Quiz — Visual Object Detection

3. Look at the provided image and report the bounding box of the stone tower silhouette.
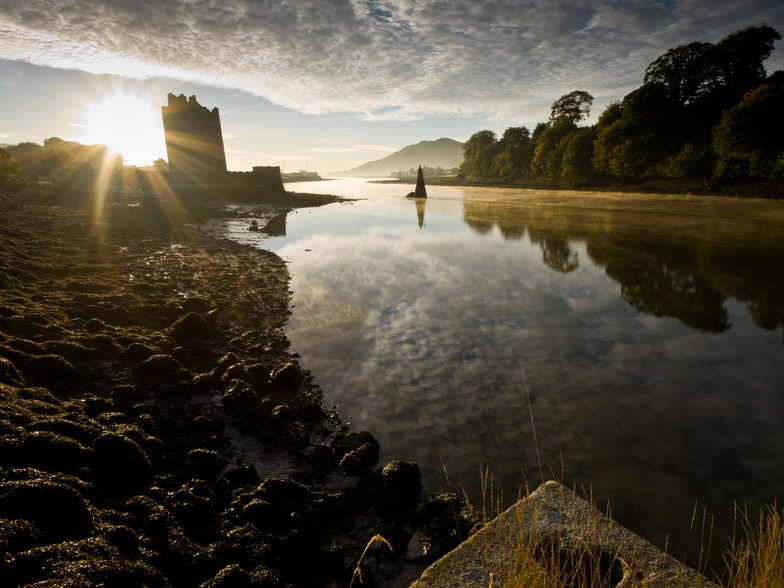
[161,94,227,178]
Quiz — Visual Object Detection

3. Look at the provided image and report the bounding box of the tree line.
[459,25,783,181]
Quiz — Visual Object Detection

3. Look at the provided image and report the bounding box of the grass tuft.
[720,502,784,588]
[349,534,393,587]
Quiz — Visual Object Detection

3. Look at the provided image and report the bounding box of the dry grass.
[719,503,784,588]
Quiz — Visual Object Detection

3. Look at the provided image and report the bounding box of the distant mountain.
[326,138,463,177]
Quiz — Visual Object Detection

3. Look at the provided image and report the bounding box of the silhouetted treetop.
[704,24,781,102]
[644,41,712,105]
[549,91,594,126]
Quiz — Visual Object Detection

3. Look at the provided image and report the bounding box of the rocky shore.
[0,193,473,588]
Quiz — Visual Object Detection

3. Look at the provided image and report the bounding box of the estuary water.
[217,178,784,569]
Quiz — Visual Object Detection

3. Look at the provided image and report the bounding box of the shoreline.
[0,191,474,588]
[377,175,784,199]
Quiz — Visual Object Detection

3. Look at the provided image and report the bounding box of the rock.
[0,356,24,386]
[240,499,278,527]
[222,363,253,385]
[104,524,140,555]
[333,431,380,460]
[28,354,79,383]
[167,312,215,341]
[85,317,110,332]
[0,519,44,554]
[105,305,132,325]
[299,444,334,471]
[339,443,379,476]
[222,379,257,412]
[122,342,160,360]
[190,372,214,394]
[184,449,224,481]
[28,418,101,445]
[0,480,93,541]
[402,529,431,561]
[181,297,209,313]
[6,338,45,355]
[377,461,422,505]
[220,465,261,490]
[200,564,255,588]
[11,431,91,471]
[92,432,152,485]
[269,362,302,391]
[270,404,295,423]
[139,353,182,378]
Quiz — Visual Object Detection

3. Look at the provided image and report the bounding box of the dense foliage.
[460,25,783,181]
[0,148,28,191]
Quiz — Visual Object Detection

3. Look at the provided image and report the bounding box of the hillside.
[327,138,463,177]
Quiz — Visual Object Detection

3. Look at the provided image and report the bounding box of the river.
[216,178,784,573]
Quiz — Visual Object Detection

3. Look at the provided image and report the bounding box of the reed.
[719,502,784,588]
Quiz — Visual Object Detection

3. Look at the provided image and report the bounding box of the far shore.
[375,174,784,199]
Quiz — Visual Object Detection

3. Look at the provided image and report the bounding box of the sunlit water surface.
[214,178,784,570]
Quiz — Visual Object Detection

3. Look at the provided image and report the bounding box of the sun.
[78,90,167,167]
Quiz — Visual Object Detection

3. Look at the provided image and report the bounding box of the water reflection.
[248,182,784,573]
[462,197,784,337]
[413,198,426,229]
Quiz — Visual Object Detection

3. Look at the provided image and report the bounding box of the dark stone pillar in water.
[415,166,427,198]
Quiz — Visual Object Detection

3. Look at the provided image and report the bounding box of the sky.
[1,0,783,174]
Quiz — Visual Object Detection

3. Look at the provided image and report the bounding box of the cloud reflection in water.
[275,190,784,568]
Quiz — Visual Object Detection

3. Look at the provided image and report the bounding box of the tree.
[561,129,596,177]
[0,148,28,191]
[153,158,169,173]
[703,25,781,103]
[493,127,533,178]
[644,41,712,105]
[459,130,498,177]
[549,91,594,126]
[38,148,77,176]
[592,84,681,176]
[712,83,784,177]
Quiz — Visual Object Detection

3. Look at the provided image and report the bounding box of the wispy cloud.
[0,132,14,138]
[0,0,782,123]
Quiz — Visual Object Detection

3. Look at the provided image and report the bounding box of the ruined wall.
[225,166,286,197]
[161,94,227,180]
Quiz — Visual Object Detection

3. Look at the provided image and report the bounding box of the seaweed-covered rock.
[339,443,379,476]
[377,460,422,506]
[0,356,24,386]
[269,363,302,391]
[11,431,91,471]
[92,432,152,485]
[182,297,209,314]
[0,480,93,541]
[139,353,182,378]
[167,312,215,341]
[28,354,80,382]
[183,449,224,481]
[333,430,380,460]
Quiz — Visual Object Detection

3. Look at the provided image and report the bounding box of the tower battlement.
[162,94,227,179]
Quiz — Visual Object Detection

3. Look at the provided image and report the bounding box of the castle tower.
[161,94,227,179]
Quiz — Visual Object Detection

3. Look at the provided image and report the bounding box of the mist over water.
[217,179,784,570]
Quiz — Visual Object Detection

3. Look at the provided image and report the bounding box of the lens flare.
[78,90,167,167]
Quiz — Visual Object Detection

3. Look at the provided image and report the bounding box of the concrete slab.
[410,481,711,588]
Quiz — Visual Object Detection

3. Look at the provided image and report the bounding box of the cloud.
[0,132,14,138]
[1,0,782,122]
